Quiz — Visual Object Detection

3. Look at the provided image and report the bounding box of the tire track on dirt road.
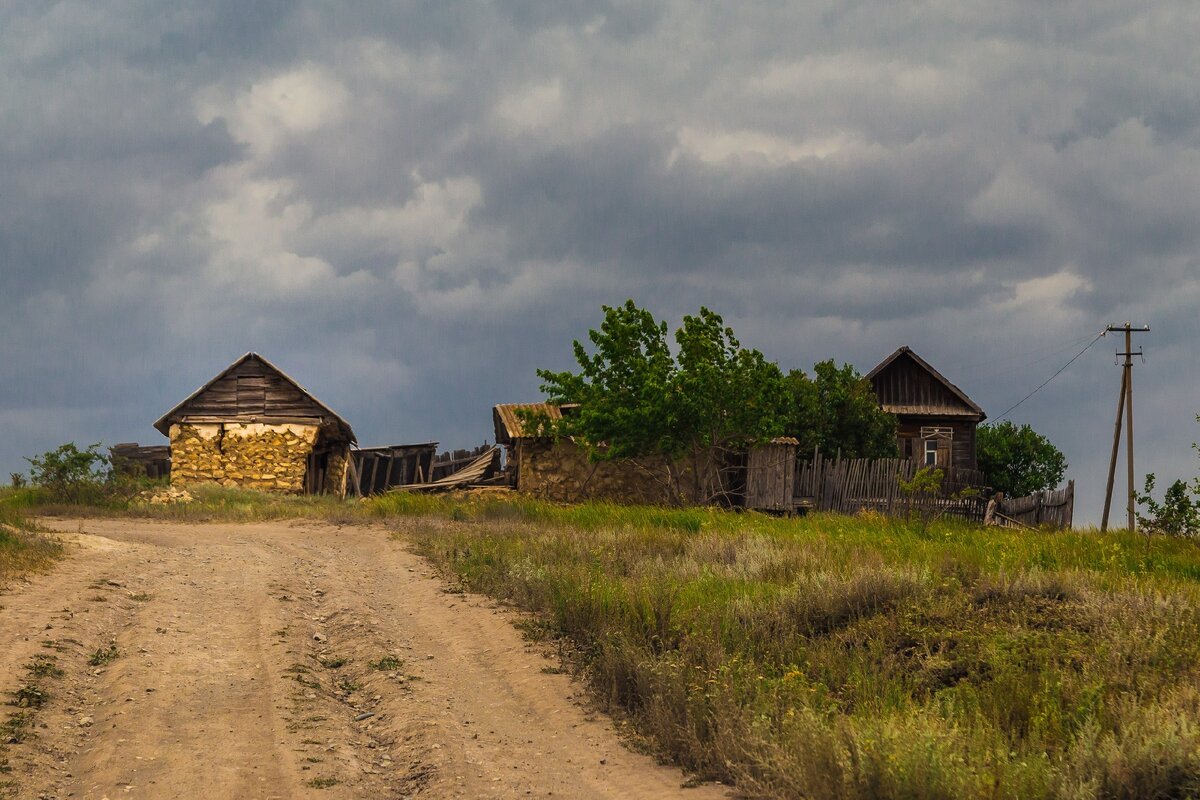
[0,519,728,800]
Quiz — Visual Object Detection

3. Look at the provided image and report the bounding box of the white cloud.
[196,65,350,156]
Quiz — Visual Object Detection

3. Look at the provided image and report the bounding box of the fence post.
[1065,480,1074,529]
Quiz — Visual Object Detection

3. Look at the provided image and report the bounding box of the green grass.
[0,491,63,588]
[396,501,1200,800]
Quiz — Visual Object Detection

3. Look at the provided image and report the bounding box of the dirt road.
[0,519,728,800]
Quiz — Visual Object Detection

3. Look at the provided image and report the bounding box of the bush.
[1136,474,1200,538]
[25,442,110,503]
[23,442,154,506]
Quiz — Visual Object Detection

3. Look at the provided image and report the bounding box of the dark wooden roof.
[867,347,985,421]
[154,353,356,442]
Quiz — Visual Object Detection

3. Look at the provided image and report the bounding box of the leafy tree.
[976,421,1066,497]
[536,301,787,503]
[781,361,897,458]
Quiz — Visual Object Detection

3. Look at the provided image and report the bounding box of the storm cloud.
[2,1,1198,522]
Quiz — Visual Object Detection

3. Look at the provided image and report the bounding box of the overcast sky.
[2,1,1198,524]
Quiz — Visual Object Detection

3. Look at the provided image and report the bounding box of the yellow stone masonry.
[169,422,320,493]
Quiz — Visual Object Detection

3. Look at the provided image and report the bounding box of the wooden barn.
[867,346,986,470]
[154,353,356,496]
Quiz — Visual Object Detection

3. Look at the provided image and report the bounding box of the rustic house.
[154,353,356,496]
[866,346,986,470]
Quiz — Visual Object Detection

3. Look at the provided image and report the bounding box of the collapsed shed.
[154,353,356,496]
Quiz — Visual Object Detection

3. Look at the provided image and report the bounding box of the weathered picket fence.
[793,450,989,522]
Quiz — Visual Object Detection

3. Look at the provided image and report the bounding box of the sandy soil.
[0,518,729,800]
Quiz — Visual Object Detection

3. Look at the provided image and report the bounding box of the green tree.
[781,360,897,458]
[976,421,1066,497]
[25,442,111,503]
[536,301,787,503]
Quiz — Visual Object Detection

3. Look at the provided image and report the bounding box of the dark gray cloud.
[2,1,1198,523]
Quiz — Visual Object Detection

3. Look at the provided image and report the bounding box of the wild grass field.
[7,484,1200,798]
[384,495,1200,800]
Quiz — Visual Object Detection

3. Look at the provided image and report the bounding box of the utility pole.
[1101,322,1149,532]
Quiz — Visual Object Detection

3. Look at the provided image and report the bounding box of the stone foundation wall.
[169,422,319,493]
[516,439,718,505]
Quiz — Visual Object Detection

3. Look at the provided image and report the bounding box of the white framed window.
[924,439,939,466]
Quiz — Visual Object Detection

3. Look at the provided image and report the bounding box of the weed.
[24,656,63,679]
[0,713,33,745]
[318,656,347,669]
[335,677,360,694]
[11,686,48,710]
[130,593,152,602]
[87,642,119,667]
[369,656,403,671]
[306,776,339,789]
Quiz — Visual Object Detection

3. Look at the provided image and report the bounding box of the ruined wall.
[324,446,351,498]
[516,439,718,505]
[169,422,319,493]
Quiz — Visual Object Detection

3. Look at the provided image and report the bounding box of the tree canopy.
[534,300,907,502]
[535,301,787,501]
[976,421,1067,497]
[781,361,898,458]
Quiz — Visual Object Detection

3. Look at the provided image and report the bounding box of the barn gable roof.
[153,352,355,442]
[866,346,985,421]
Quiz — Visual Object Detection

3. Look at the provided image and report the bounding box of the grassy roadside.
[0,489,64,588]
[391,498,1200,800]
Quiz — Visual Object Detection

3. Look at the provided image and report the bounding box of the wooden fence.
[994,481,1075,528]
[794,451,989,522]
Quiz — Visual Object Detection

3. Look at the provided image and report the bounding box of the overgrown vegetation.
[534,301,896,504]
[389,496,1200,800]
[977,421,1067,497]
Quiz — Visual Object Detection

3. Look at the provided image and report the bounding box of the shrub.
[1136,473,1200,538]
[25,442,111,504]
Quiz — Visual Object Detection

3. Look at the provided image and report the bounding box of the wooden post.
[1065,480,1075,529]
[1101,369,1126,532]
[1124,325,1136,532]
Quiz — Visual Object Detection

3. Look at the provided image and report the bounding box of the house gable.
[867,347,985,420]
[153,353,355,442]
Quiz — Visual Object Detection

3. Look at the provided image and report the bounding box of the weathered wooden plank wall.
[745,442,797,512]
[996,481,1074,528]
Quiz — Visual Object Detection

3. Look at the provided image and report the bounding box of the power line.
[992,329,1107,422]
